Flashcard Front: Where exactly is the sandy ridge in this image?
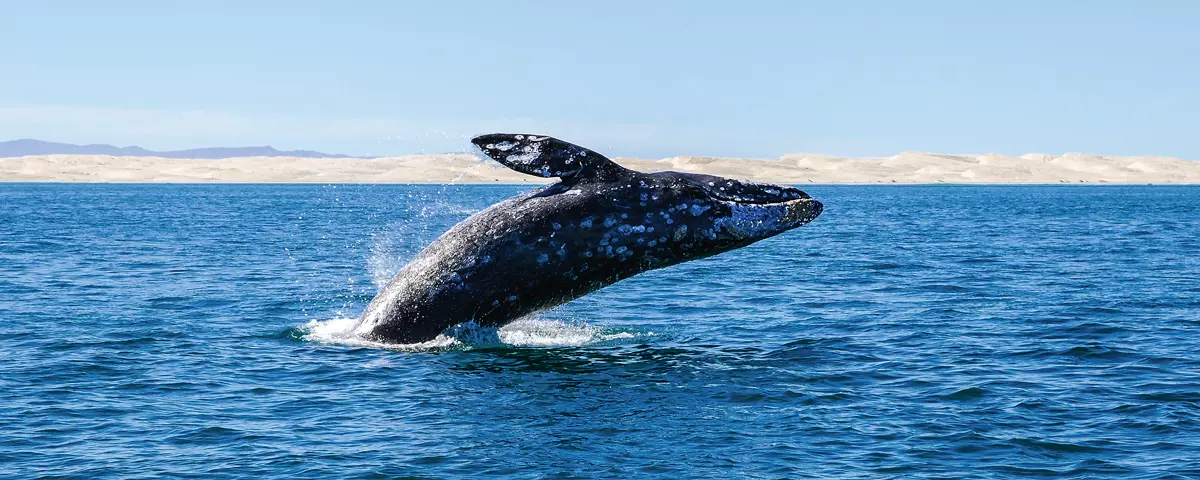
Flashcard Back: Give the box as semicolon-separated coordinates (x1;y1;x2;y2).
2;152;1197;184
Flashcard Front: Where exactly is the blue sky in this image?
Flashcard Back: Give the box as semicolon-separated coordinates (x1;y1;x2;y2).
1;1;1197;158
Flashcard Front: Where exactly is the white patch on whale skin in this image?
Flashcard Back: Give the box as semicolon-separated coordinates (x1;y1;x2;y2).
506;142;544;164
488;141;518;152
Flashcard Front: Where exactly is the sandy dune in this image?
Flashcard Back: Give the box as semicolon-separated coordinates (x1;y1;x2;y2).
2;152;1197;184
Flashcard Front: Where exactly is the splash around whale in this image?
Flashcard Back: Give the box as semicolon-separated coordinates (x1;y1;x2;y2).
352;134;823;344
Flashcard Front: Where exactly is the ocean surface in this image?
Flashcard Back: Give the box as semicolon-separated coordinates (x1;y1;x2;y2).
1;183;1198;479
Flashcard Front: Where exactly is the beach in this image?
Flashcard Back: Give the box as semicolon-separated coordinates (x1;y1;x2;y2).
2;152;1198;184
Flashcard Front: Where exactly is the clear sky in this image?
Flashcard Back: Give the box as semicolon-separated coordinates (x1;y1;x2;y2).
1;1;1197;158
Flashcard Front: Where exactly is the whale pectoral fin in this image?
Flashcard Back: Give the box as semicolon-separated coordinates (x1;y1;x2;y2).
471;134;623;180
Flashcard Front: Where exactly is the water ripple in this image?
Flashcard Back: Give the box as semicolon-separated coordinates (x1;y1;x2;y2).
1;184;1198;478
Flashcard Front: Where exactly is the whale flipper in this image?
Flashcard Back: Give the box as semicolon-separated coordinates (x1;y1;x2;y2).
472;134;626;180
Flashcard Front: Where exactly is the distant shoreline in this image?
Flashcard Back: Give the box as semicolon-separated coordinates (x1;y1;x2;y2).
2;152;1197;185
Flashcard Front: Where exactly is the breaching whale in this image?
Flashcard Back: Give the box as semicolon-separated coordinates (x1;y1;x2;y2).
353;134;823;343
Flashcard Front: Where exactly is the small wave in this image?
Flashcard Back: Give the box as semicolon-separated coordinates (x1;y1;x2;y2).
297;316;643;352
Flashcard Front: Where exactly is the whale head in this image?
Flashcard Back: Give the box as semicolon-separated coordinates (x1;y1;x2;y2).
639;171;823;261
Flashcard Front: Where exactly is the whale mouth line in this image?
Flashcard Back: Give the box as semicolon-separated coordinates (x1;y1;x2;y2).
705;182;812;207
722;198;821;217
725;196;823;213
749;197;817;207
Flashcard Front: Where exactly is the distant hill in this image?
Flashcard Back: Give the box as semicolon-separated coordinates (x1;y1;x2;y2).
0;139;360;159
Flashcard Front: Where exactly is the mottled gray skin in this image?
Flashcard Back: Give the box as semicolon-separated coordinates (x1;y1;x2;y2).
354;134;823;343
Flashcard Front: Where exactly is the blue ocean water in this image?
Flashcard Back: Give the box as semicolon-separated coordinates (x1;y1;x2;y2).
1;183;1198;479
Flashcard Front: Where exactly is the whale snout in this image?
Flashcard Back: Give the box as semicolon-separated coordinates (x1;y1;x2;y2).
700;176;822;242
705;178;822;227
786;197;823;226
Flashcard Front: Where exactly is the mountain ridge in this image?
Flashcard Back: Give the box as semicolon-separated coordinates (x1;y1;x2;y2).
0;139;362;159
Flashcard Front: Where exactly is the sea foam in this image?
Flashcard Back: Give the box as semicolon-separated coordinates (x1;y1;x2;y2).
300;315;642;352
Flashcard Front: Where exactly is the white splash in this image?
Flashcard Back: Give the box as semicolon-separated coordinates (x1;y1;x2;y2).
299;316;643;352
367;234;406;290
300;316;458;351
493;317;636;347
366;200;480;290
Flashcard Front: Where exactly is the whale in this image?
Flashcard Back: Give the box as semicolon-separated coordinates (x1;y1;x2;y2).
353;134;823;344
